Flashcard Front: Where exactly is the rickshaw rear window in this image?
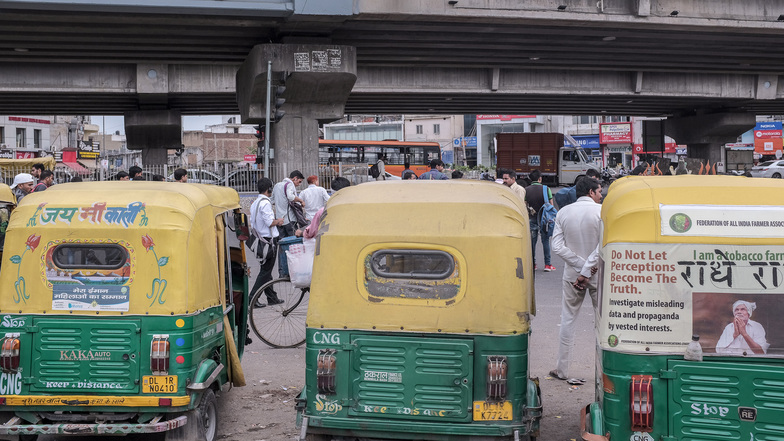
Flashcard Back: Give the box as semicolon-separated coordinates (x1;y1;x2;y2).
52;245;128;270
370;250;455;280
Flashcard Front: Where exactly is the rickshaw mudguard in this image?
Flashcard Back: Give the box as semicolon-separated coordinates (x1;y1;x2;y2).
580;402;609;441
186;359;223;392
525;377;542;435
0;415;188;436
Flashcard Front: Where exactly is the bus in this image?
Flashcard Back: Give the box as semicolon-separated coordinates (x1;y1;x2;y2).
318;139;441;177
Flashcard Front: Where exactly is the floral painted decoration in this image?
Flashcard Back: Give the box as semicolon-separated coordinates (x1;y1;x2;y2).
143;235;169;306
10;234;41;303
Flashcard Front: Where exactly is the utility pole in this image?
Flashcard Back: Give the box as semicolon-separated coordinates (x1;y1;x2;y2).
263;60;272;177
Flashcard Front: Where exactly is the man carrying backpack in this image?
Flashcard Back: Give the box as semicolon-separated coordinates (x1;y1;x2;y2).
524;169;555;272
549;177;603;381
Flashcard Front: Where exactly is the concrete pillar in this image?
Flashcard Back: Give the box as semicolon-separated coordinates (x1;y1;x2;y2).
236;44;357;176
665;112;756;165
124;109;182;165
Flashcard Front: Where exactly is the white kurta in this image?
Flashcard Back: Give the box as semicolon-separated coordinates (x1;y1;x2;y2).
715;319;769;354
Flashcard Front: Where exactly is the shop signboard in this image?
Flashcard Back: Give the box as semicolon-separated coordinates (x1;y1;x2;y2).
567;135;601;154
77;150;100;160
725;143;754;151
453;136;477;148
634;142;678;154
476;115;536;120
599;122;632;144
243;155;256;162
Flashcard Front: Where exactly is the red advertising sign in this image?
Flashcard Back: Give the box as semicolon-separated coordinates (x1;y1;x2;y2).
755;130;783;138
15;152;36;159
599;122;632;144
243;155;257;162
755;137;783;154
633;142;676;154
476;115;536;121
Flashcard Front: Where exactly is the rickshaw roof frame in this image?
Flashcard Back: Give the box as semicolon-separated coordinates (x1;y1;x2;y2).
603;175;784;246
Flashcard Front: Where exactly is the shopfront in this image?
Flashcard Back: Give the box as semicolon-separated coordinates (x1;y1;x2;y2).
600;122;633;169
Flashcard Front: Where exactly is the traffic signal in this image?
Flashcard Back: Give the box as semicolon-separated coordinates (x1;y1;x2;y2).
255;141;264;164
254;124;265;142
271;85;286;122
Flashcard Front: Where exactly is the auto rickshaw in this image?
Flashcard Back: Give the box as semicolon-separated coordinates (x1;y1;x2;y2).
582;175;784;441
0;182;249;440
297;180;542;441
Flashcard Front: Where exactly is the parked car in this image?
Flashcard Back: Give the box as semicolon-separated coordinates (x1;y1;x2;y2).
224;169;263;192
342;166;402;185
167;169;221;184
749;160;784;178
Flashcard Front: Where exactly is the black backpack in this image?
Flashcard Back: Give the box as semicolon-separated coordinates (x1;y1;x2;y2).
369;163;380;179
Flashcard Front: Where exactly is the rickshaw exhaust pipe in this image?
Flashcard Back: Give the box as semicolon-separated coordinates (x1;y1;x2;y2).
298;416;309;441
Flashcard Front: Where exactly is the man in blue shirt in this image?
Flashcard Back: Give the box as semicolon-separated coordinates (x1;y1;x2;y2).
418;159;449;180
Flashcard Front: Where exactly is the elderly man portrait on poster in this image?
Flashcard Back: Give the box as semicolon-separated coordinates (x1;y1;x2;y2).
715;300;769;355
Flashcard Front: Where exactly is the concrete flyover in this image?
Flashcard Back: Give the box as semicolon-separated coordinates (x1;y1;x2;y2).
0;0;783;166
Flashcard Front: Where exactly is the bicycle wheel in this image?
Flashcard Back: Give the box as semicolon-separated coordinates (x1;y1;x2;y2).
249;277;309;348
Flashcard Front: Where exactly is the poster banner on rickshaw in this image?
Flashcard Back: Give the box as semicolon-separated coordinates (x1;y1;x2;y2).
601;242;784;357
660;204;784;238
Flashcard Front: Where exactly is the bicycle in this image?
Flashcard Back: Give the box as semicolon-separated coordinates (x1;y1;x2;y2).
249;276;309;348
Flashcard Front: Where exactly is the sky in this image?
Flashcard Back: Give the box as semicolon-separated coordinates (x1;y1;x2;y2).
91;115;226;135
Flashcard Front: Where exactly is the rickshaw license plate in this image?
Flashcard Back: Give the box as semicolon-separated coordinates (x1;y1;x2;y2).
142;375;177;393
473;401;513;421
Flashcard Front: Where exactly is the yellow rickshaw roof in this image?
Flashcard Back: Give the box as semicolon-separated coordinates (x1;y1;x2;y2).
2;182;241;316
327;180;528;224
0;183;14;205
17;181;240;218
602;175;784;245
0;157;56;171
307;180;534;335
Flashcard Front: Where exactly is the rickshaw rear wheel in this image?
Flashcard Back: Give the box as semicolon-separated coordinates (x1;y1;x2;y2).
164;388;218;441
196;388;218;441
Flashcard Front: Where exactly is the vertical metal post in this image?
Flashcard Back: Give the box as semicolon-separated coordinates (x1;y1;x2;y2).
264;60;272;177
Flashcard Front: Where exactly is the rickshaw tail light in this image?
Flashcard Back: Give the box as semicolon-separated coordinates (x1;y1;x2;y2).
486;356;508;401
151;335;170;375
630;375;653;432
0;333;20;374
316;349;337;395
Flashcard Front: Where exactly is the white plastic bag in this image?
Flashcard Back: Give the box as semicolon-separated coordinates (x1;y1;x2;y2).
286;238;315;288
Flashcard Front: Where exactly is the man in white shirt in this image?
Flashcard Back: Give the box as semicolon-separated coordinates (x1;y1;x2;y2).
300;175;330;221
549;177;603;380
250;177;285;307
716;300;769;355
271;170;305;237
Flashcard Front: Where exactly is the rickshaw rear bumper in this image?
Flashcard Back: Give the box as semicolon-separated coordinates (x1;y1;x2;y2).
0;415;187;436
580;403;610;441
305;414;530;438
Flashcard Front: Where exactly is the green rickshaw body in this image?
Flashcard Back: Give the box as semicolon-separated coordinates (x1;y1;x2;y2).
300;181;541;440
0;182;249;437
583;176;784;441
